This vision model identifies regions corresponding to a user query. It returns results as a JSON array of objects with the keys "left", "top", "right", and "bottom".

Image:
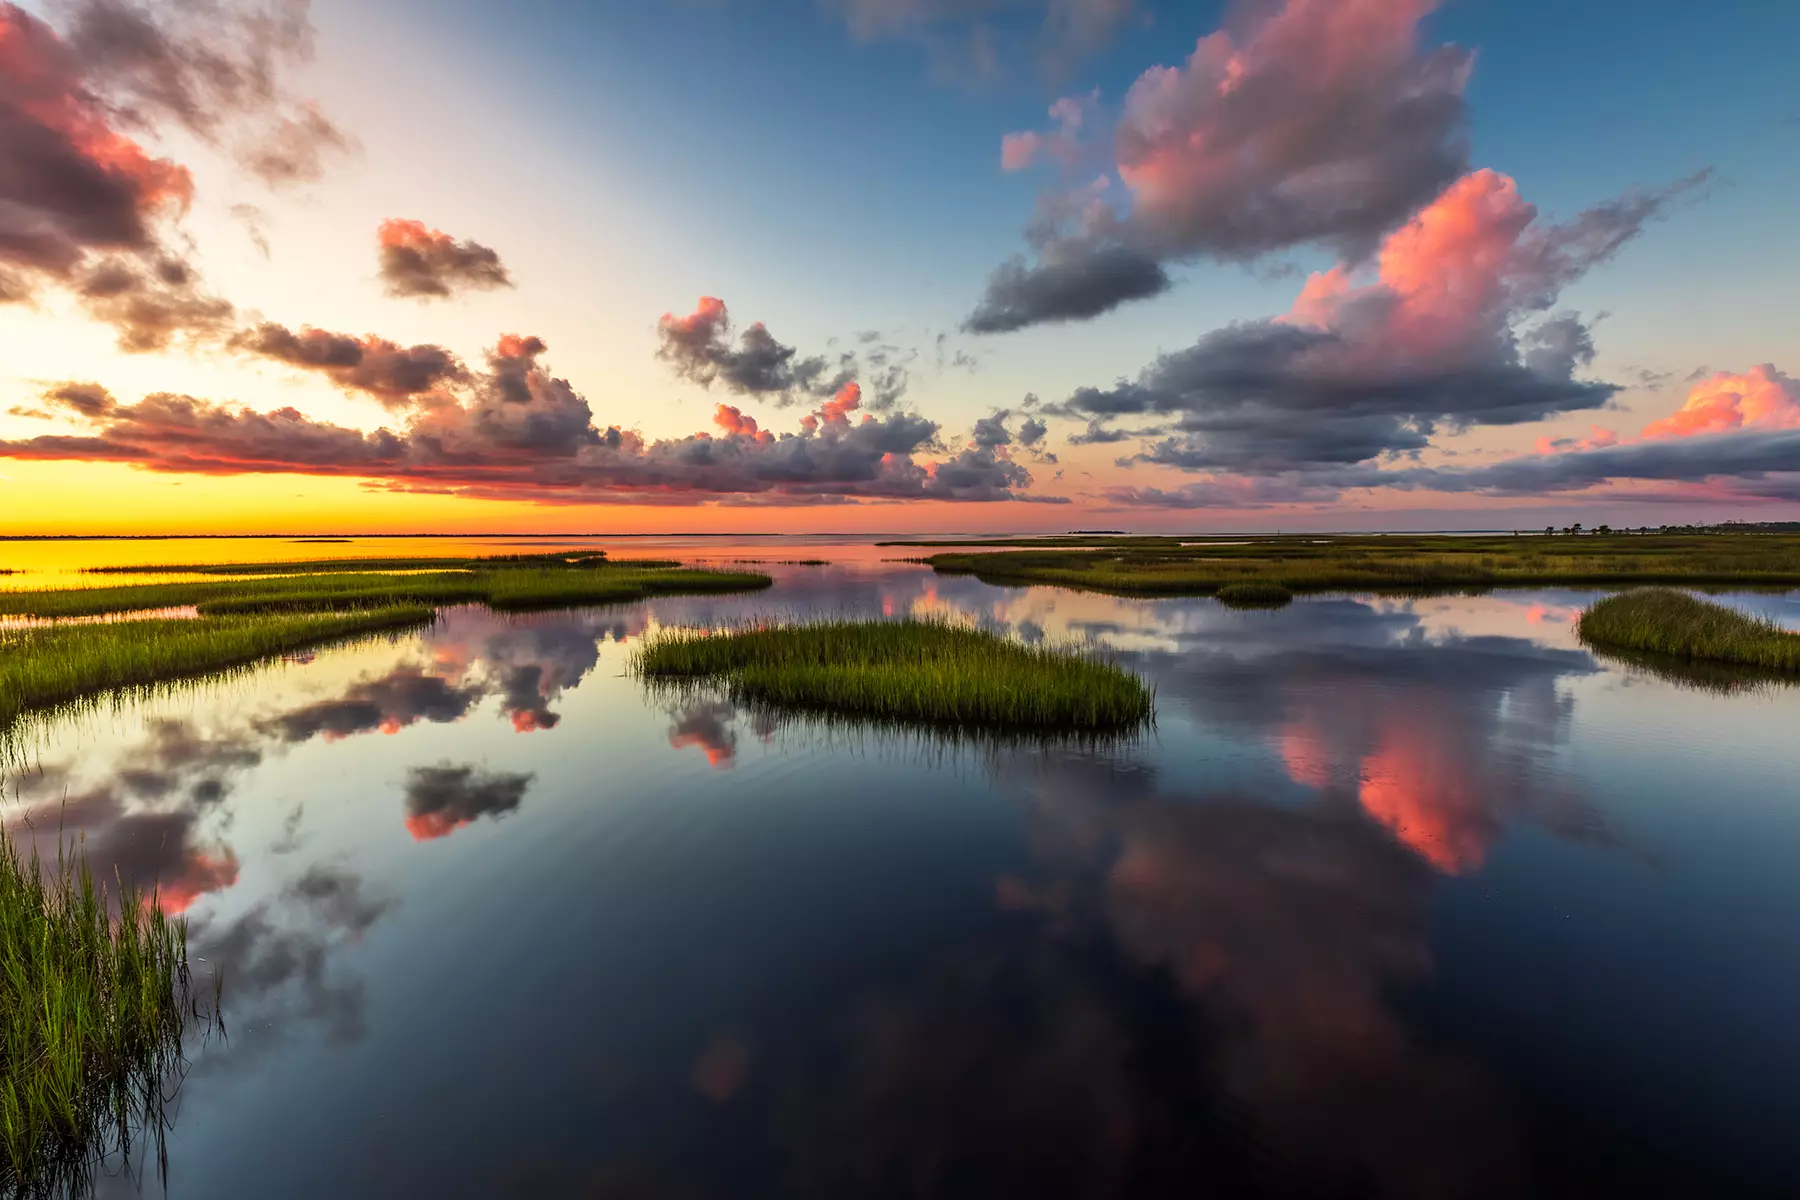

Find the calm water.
[{"left": 6, "top": 540, "right": 1800, "bottom": 1198}]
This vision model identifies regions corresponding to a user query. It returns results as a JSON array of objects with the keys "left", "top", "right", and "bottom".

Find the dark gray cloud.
[
  {"left": 258, "top": 668, "right": 484, "bottom": 743},
  {"left": 376, "top": 218, "right": 513, "bottom": 299},
  {"left": 965, "top": 243, "right": 1169, "bottom": 333},
  {"left": 656, "top": 296, "right": 912, "bottom": 409},
  {"left": 233, "top": 322, "right": 468, "bottom": 407},
  {"left": 75, "top": 254, "right": 235, "bottom": 350},
  {"left": 0, "top": 1, "right": 345, "bottom": 346},
  {"left": 1398, "top": 428, "right": 1800, "bottom": 499},
  {"left": 402, "top": 763, "right": 533, "bottom": 841},
  {"left": 43, "top": 380, "right": 119, "bottom": 418},
  {"left": 52, "top": 0, "right": 353, "bottom": 183}
]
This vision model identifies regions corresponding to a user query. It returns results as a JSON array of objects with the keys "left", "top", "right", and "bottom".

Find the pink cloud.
[
  {"left": 1001, "top": 131, "right": 1045, "bottom": 171},
  {"left": 999, "top": 90, "right": 1097, "bottom": 171},
  {"left": 1641, "top": 365, "right": 1800, "bottom": 440},
  {"left": 1115, "top": 0, "right": 1469, "bottom": 259}
]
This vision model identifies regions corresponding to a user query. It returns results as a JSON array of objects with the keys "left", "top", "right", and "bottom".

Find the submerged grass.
[
  {"left": 1, "top": 829, "right": 205, "bottom": 1194},
  {"left": 0, "top": 608, "right": 431, "bottom": 734},
  {"left": 1577, "top": 589, "right": 1800, "bottom": 672},
  {"left": 915, "top": 532, "right": 1800, "bottom": 597},
  {"left": 635, "top": 619, "right": 1153, "bottom": 733}
]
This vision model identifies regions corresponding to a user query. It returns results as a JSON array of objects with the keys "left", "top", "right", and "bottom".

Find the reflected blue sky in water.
[{"left": 6, "top": 549, "right": 1799, "bottom": 1197}]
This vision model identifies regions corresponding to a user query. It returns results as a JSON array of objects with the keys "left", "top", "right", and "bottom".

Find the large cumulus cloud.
[
  {"left": 968, "top": 0, "right": 1473, "bottom": 331},
  {"left": 1049, "top": 169, "right": 1703, "bottom": 482}
]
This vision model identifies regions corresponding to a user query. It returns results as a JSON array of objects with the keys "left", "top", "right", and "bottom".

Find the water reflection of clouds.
[
  {"left": 1138, "top": 615, "right": 1609, "bottom": 874},
  {"left": 402, "top": 763, "right": 533, "bottom": 842},
  {"left": 954, "top": 752, "right": 1530, "bottom": 1197},
  {"left": 188, "top": 863, "right": 399, "bottom": 1063}
]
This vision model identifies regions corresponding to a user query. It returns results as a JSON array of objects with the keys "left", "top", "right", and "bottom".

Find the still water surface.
[{"left": 5, "top": 539, "right": 1800, "bottom": 1197}]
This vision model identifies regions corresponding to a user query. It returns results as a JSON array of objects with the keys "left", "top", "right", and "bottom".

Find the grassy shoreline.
[
  {"left": 1, "top": 608, "right": 434, "bottom": 733},
  {"left": 636, "top": 620, "right": 1154, "bottom": 733},
  {"left": 0, "top": 554, "right": 770, "bottom": 735},
  {"left": 911, "top": 533, "right": 1800, "bottom": 598},
  {"left": 5, "top": 556, "right": 768, "bottom": 619},
  {"left": 1577, "top": 589, "right": 1800, "bottom": 672},
  {"left": 1, "top": 831, "right": 203, "bottom": 1193}
]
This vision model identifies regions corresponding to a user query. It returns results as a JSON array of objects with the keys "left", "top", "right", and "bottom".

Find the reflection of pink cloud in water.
[
  {"left": 1277, "top": 721, "right": 1335, "bottom": 790},
  {"left": 511, "top": 709, "right": 555, "bottom": 733},
  {"left": 1524, "top": 603, "right": 1577, "bottom": 627},
  {"left": 670, "top": 730, "right": 735, "bottom": 768},
  {"left": 1357, "top": 727, "right": 1493, "bottom": 874},
  {"left": 404, "top": 811, "right": 470, "bottom": 842},
  {"left": 152, "top": 851, "right": 241, "bottom": 914},
  {"left": 667, "top": 699, "right": 738, "bottom": 768},
  {"left": 691, "top": 1035, "right": 751, "bottom": 1102}
]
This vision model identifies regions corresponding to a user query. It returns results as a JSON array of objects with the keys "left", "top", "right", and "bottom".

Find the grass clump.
[
  {"left": 1, "top": 608, "right": 431, "bottom": 733},
  {"left": 1215, "top": 582, "right": 1294, "bottom": 608},
  {"left": 635, "top": 619, "right": 1153, "bottom": 733},
  {"left": 1, "top": 830, "right": 206, "bottom": 1194},
  {"left": 1577, "top": 589, "right": 1800, "bottom": 672}
]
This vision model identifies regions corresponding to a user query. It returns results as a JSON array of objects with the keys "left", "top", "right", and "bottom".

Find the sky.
[{"left": 1, "top": 0, "right": 1796, "bottom": 535}]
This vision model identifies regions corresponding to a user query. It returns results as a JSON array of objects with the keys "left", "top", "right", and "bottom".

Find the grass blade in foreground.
[
  {"left": 1577, "top": 589, "right": 1800, "bottom": 672},
  {"left": 635, "top": 619, "right": 1154, "bottom": 733},
  {"left": 1, "top": 830, "right": 205, "bottom": 1194}
]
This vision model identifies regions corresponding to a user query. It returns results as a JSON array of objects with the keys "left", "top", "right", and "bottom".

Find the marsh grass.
[
  {"left": 635, "top": 619, "right": 1154, "bottom": 733},
  {"left": 83, "top": 549, "right": 613, "bottom": 575},
  {"left": 1577, "top": 589, "right": 1800, "bottom": 672},
  {"left": 0, "top": 608, "right": 433, "bottom": 736},
  {"left": 2, "top": 564, "right": 769, "bottom": 619},
  {"left": 917, "top": 533, "right": 1800, "bottom": 597},
  {"left": 1214, "top": 582, "right": 1294, "bottom": 608},
  {"left": 1, "top": 828, "right": 207, "bottom": 1195}
]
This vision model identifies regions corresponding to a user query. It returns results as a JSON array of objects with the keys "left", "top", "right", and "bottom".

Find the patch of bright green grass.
[
  {"left": 0, "top": 608, "right": 432, "bottom": 732},
  {"left": 635, "top": 619, "right": 1153, "bottom": 733},
  {"left": 1, "top": 830, "right": 207, "bottom": 1194},
  {"left": 913, "top": 532, "right": 1800, "bottom": 597},
  {"left": 1577, "top": 589, "right": 1800, "bottom": 672}
]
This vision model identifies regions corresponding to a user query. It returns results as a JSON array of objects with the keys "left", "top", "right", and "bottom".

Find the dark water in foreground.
[{"left": 7, "top": 546, "right": 1800, "bottom": 1198}]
